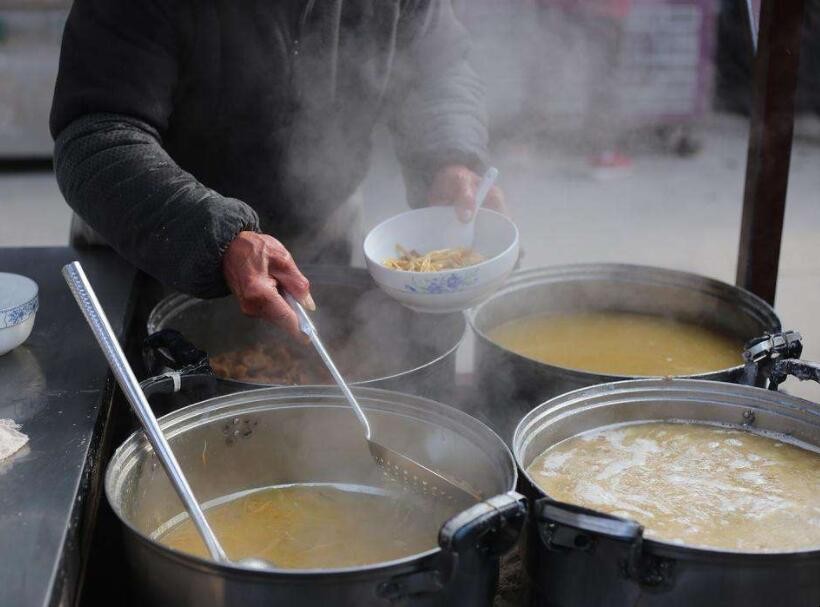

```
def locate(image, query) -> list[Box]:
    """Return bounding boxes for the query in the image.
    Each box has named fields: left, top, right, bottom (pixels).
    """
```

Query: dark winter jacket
left=51, top=0, right=488, bottom=297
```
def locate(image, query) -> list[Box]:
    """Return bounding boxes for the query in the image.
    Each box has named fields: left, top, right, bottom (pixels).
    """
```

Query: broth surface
left=487, top=312, right=743, bottom=376
left=157, top=484, right=452, bottom=568
left=527, top=422, right=820, bottom=552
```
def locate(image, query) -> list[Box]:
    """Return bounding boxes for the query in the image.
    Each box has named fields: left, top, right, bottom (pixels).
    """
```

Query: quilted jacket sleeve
left=389, top=0, right=490, bottom=208
left=50, top=0, right=259, bottom=298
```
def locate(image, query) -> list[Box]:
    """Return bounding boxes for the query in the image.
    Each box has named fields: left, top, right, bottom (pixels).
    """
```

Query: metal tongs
left=285, top=293, right=480, bottom=507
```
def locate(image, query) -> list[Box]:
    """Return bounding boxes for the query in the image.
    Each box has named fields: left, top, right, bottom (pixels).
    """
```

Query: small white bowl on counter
left=0, top=273, right=39, bottom=356
left=364, top=207, right=519, bottom=313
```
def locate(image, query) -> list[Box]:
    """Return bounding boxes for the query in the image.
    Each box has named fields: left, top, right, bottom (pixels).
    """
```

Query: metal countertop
left=0, top=247, right=137, bottom=607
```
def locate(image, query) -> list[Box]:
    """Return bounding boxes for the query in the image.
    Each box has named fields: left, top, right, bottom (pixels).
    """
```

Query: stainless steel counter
left=0, top=247, right=137, bottom=607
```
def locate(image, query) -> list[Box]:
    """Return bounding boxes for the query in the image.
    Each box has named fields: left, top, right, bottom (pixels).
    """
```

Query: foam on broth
left=527, top=421, right=820, bottom=552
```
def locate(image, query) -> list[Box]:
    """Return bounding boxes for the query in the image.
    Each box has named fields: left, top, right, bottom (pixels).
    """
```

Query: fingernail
left=302, top=294, right=316, bottom=311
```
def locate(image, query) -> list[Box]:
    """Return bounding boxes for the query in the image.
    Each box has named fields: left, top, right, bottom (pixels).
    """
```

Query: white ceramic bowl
left=0, top=273, right=39, bottom=356
left=364, top=207, right=519, bottom=313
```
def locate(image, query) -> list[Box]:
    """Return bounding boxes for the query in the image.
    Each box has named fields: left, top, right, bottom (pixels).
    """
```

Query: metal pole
left=735, top=0, right=805, bottom=304
left=744, top=0, right=758, bottom=53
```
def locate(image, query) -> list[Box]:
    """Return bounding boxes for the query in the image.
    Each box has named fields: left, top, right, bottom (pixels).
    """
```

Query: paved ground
left=2, top=113, right=819, bottom=401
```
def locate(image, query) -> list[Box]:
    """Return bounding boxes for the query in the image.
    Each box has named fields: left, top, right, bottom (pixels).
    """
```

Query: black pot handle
left=535, top=497, right=674, bottom=589
left=535, top=496, right=642, bottom=548
left=144, top=328, right=210, bottom=372
left=439, top=490, right=528, bottom=558
left=376, top=491, right=527, bottom=602
left=141, top=329, right=216, bottom=400
left=742, top=330, right=820, bottom=390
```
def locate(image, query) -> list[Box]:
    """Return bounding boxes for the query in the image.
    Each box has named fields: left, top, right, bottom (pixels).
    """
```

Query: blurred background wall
left=1, top=0, right=819, bottom=402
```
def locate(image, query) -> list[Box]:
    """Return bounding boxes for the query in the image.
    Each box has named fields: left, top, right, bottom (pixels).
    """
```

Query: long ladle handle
left=285, top=293, right=372, bottom=440
left=62, top=262, right=228, bottom=563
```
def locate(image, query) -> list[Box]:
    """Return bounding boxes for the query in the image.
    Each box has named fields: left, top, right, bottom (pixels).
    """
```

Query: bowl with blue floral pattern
left=0, top=273, right=39, bottom=356
left=364, top=207, right=519, bottom=313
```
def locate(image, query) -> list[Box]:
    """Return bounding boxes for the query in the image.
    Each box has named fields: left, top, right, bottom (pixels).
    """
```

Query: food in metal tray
left=383, top=244, right=484, bottom=272
left=488, top=311, right=743, bottom=376
left=527, top=421, right=820, bottom=552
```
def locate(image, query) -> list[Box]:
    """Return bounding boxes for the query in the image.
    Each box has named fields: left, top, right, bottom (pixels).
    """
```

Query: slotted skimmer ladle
left=63, top=261, right=273, bottom=571
left=285, top=294, right=480, bottom=507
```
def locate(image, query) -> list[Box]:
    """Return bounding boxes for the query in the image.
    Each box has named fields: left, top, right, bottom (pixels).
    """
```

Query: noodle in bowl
left=364, top=207, right=519, bottom=313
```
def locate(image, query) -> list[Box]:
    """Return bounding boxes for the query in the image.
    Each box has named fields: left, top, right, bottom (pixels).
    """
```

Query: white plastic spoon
left=443, top=166, right=499, bottom=249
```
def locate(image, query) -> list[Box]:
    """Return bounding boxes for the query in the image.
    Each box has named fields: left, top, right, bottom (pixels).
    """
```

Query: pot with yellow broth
left=470, top=264, right=782, bottom=439
left=513, top=379, right=820, bottom=607
left=106, top=386, right=525, bottom=607
left=487, top=311, right=744, bottom=377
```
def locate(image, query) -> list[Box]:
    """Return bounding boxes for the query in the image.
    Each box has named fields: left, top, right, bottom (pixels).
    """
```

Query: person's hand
left=222, top=231, right=314, bottom=337
left=427, top=164, right=508, bottom=222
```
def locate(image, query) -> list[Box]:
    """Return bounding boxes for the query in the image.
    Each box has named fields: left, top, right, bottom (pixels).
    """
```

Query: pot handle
left=534, top=496, right=643, bottom=548
left=439, top=490, right=528, bottom=558
left=376, top=491, right=527, bottom=602
left=742, top=330, right=820, bottom=390
left=534, top=497, right=674, bottom=589
left=144, top=328, right=210, bottom=372
left=140, top=329, right=216, bottom=400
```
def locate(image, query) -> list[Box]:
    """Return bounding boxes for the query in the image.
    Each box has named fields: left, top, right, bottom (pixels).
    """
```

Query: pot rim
left=147, top=288, right=468, bottom=389
left=513, top=378, right=820, bottom=560
left=106, top=385, right=518, bottom=576
left=468, top=263, right=782, bottom=380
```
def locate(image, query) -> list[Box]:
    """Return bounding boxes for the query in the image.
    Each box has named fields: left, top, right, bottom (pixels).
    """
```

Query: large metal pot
left=106, top=386, right=526, bottom=607
left=469, top=264, right=782, bottom=439
left=512, top=379, right=820, bottom=607
left=145, top=267, right=466, bottom=403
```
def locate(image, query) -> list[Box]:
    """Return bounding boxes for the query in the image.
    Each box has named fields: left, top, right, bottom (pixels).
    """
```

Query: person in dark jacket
left=51, top=0, right=504, bottom=335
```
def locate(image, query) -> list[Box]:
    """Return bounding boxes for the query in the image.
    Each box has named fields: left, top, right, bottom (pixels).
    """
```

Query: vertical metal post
left=736, top=0, right=805, bottom=304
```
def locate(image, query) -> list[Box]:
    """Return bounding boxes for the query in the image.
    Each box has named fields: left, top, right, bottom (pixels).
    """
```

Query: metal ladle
left=63, top=261, right=273, bottom=571
left=285, top=294, right=480, bottom=507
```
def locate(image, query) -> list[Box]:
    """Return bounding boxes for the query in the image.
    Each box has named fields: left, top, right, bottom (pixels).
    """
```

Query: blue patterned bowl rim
left=0, top=295, right=39, bottom=329
left=0, top=273, right=39, bottom=329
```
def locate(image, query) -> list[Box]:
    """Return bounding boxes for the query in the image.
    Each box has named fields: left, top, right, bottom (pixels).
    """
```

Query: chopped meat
left=210, top=342, right=332, bottom=385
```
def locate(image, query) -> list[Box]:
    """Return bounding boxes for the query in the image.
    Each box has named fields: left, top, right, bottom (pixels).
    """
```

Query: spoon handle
left=285, top=293, right=372, bottom=439
left=62, top=262, right=228, bottom=563
left=473, top=167, right=499, bottom=218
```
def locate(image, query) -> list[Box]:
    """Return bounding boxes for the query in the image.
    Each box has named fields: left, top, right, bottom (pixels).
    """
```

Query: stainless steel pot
left=513, top=379, right=820, bottom=607
left=145, top=266, right=466, bottom=402
left=469, top=264, right=782, bottom=440
left=106, top=386, right=526, bottom=607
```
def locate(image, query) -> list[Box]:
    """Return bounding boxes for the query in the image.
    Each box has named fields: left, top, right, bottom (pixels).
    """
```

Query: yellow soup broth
left=488, top=312, right=743, bottom=376
left=158, top=484, right=454, bottom=568
left=527, top=422, right=820, bottom=552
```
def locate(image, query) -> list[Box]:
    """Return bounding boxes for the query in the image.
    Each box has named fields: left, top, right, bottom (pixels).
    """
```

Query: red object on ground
left=590, top=151, right=633, bottom=169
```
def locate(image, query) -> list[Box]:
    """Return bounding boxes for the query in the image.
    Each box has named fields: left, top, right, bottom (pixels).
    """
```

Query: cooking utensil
left=444, top=166, right=499, bottom=249
left=285, top=293, right=479, bottom=506
left=62, top=261, right=272, bottom=570
left=469, top=263, right=782, bottom=440
left=144, top=267, right=467, bottom=402
left=513, top=378, right=820, bottom=607
left=106, top=385, right=525, bottom=607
